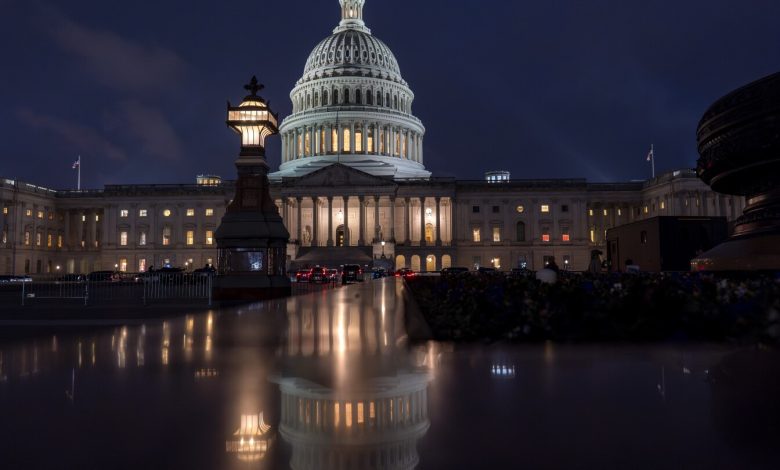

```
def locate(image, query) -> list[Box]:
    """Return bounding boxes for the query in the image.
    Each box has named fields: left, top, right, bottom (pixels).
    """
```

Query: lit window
left=81, top=215, right=86, bottom=222
left=26, top=209, right=32, bottom=217
left=163, top=209, right=172, bottom=217
left=57, top=235, right=62, bottom=248
left=186, top=230, right=195, bottom=246
left=119, top=258, right=128, bottom=273
left=162, top=227, right=171, bottom=246
left=35, top=232, right=41, bottom=246
left=48, top=212, right=54, bottom=220
left=355, top=129, right=363, bottom=152
left=357, top=402, right=365, bottom=424
left=24, top=231, right=30, bottom=245
left=95, top=215, right=100, bottom=222
left=37, top=210, right=43, bottom=219
left=206, top=258, right=213, bottom=266
left=541, top=205, right=550, bottom=213
left=589, top=209, right=594, bottom=216
left=331, top=129, right=338, bottom=152
left=542, top=234, right=550, bottom=242
left=206, top=230, right=214, bottom=245
left=138, top=258, right=147, bottom=272
left=491, top=257, right=501, bottom=269
left=120, top=231, right=128, bottom=246
left=492, top=226, right=501, bottom=242
left=603, top=209, right=608, bottom=216
left=139, top=231, right=147, bottom=246
left=618, top=209, right=622, bottom=216
left=343, top=128, right=351, bottom=152
left=139, top=209, right=147, bottom=217
left=205, top=208, right=214, bottom=217
left=472, top=228, right=481, bottom=242
left=590, top=229, right=596, bottom=243
left=120, top=209, right=129, bottom=218
left=516, top=205, right=524, bottom=213
left=660, top=201, right=666, bottom=210
left=562, top=233, right=571, bottom=242
left=47, top=234, right=52, bottom=247
left=186, top=209, right=195, bottom=217
left=2, top=207, right=7, bottom=215
left=644, top=206, right=649, bottom=214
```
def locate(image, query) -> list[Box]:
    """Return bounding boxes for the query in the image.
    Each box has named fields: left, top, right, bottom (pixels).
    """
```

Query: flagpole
left=651, top=144, right=655, bottom=179
left=77, top=156, right=81, bottom=191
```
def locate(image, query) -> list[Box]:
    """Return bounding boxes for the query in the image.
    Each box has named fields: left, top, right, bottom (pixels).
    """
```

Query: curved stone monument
left=691, top=72, right=780, bottom=271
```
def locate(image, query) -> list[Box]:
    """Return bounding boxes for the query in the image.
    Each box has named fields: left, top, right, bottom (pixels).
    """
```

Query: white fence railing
left=16, top=272, right=213, bottom=306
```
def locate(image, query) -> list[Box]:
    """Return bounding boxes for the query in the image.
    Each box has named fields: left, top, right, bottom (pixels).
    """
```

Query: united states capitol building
left=0, top=0, right=744, bottom=276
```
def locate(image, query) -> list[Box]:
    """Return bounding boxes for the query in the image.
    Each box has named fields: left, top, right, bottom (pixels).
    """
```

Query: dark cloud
left=117, top=101, right=184, bottom=162
left=16, top=108, right=126, bottom=163
left=42, top=7, right=188, bottom=93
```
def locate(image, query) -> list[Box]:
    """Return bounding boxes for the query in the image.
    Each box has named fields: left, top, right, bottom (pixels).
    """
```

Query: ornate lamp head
left=226, top=76, right=279, bottom=157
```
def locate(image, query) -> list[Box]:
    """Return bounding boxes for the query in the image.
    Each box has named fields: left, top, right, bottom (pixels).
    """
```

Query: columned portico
left=435, top=197, right=442, bottom=246
left=373, top=195, right=380, bottom=242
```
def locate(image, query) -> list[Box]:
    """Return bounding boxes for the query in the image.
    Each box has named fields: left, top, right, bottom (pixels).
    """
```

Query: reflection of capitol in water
left=274, top=280, right=433, bottom=470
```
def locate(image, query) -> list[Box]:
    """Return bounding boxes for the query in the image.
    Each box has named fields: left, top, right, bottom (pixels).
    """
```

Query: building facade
left=0, top=0, right=747, bottom=275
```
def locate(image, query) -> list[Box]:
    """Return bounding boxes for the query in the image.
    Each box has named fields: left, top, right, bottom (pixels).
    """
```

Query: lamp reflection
left=225, top=413, right=274, bottom=462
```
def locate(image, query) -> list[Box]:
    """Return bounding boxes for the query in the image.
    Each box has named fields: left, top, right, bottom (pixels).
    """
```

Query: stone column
left=312, top=197, right=320, bottom=247
left=358, top=196, right=366, bottom=246
left=296, top=197, right=303, bottom=243
left=282, top=198, right=290, bottom=240
left=373, top=196, right=381, bottom=242
left=403, top=197, right=411, bottom=245
left=362, top=123, right=368, bottom=154
left=342, top=196, right=350, bottom=246
left=327, top=197, right=334, bottom=247
left=435, top=197, right=442, bottom=246
left=389, top=196, right=396, bottom=242
left=450, top=199, right=457, bottom=244
left=419, top=197, right=426, bottom=246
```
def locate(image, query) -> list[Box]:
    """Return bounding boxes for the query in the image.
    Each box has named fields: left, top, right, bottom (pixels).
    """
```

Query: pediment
left=290, top=163, right=397, bottom=188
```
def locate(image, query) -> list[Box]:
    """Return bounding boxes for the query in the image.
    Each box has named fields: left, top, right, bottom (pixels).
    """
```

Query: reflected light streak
left=77, top=341, right=82, bottom=368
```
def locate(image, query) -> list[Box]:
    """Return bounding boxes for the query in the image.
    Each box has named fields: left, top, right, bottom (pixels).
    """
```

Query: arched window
left=333, top=89, right=339, bottom=104
left=377, top=91, right=383, bottom=106
left=323, top=90, right=329, bottom=105
left=306, top=94, right=311, bottom=108
left=393, top=95, right=398, bottom=110
left=386, top=93, right=391, bottom=108
left=355, top=89, right=362, bottom=105
left=516, top=221, right=526, bottom=242
left=367, top=91, right=373, bottom=105
left=395, top=255, right=406, bottom=270
left=343, top=87, right=350, bottom=104
left=367, top=127, right=375, bottom=153
left=314, top=92, right=319, bottom=106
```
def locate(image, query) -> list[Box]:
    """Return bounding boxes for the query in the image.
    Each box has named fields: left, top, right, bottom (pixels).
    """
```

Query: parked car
left=441, top=267, right=469, bottom=277
left=87, top=271, right=121, bottom=282
left=370, top=268, right=388, bottom=279
left=395, top=268, right=416, bottom=279
left=0, top=275, right=32, bottom=284
left=296, top=270, right=312, bottom=283
left=341, top=264, right=363, bottom=284
left=309, top=267, right=328, bottom=283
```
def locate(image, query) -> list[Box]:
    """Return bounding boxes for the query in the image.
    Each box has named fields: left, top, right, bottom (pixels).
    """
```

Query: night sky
left=1, top=0, right=778, bottom=189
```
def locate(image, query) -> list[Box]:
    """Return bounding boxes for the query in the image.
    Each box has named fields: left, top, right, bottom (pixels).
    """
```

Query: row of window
left=289, top=125, right=418, bottom=160
left=473, top=204, right=568, bottom=214
left=294, top=87, right=411, bottom=114
left=120, top=208, right=215, bottom=218
left=471, top=223, right=571, bottom=243
left=118, top=229, right=214, bottom=247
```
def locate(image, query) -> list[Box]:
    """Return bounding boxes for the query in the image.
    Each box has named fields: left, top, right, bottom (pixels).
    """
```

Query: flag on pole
left=72, top=158, right=80, bottom=169
left=646, top=147, right=654, bottom=162
left=646, top=145, right=656, bottom=178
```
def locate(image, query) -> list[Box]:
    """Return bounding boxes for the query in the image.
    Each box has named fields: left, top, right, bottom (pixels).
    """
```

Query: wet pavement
left=0, top=278, right=778, bottom=469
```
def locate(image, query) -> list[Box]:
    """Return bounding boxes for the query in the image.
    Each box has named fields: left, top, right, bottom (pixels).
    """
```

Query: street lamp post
left=214, top=77, right=291, bottom=302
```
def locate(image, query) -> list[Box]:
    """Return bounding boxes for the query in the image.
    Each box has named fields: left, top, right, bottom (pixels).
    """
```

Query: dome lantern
left=336, top=0, right=370, bottom=34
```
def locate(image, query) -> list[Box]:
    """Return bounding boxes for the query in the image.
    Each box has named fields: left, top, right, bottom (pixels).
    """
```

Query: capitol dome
left=300, top=30, right=405, bottom=85
left=270, top=0, right=430, bottom=181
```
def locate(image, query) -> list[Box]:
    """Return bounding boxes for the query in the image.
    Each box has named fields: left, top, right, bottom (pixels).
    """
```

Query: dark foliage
left=406, top=272, right=780, bottom=343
